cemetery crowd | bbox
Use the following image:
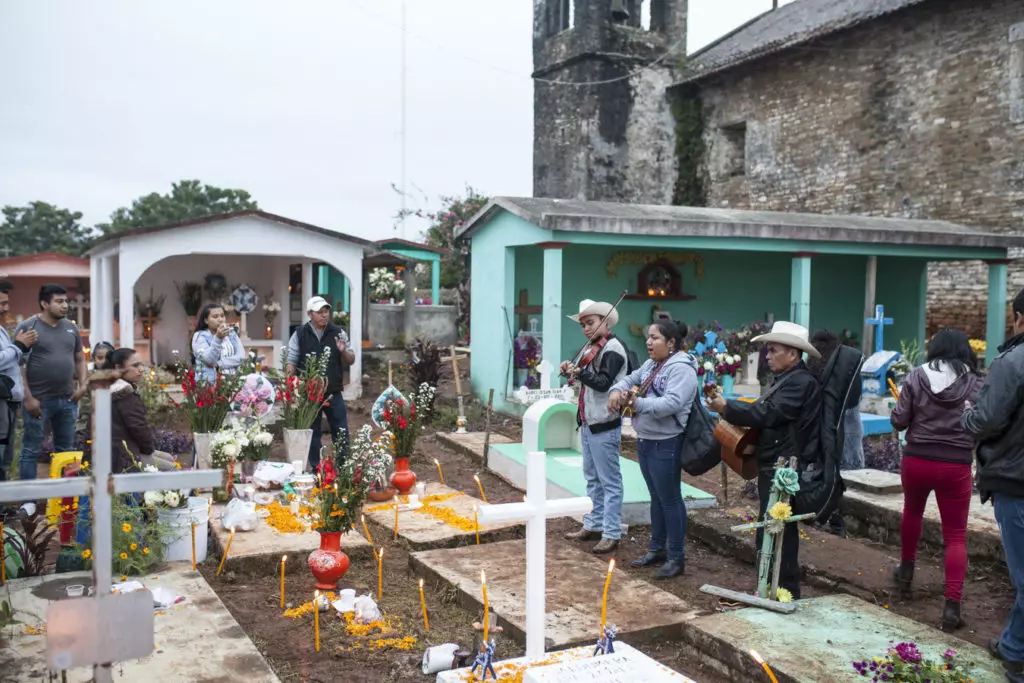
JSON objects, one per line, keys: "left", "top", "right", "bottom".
{"left": 559, "top": 289, "right": 1024, "bottom": 681}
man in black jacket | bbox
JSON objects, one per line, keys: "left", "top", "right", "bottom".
{"left": 963, "top": 288, "right": 1024, "bottom": 681}
{"left": 707, "top": 321, "right": 823, "bottom": 600}
{"left": 286, "top": 296, "right": 354, "bottom": 470}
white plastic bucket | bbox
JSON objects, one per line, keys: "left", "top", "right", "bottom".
{"left": 158, "top": 496, "right": 210, "bottom": 564}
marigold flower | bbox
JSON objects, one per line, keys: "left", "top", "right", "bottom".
{"left": 120, "top": 575, "right": 127, "bottom": 581}
{"left": 122, "top": 523, "right": 132, "bottom": 533}
{"left": 143, "top": 547, "right": 150, "bottom": 555}
{"left": 130, "top": 543, "right": 138, "bottom": 550}
{"left": 775, "top": 588, "right": 793, "bottom": 603}
{"left": 81, "top": 549, "right": 92, "bottom": 559}
{"left": 120, "top": 552, "right": 128, "bottom": 560}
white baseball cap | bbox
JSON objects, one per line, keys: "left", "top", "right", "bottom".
{"left": 306, "top": 296, "right": 331, "bottom": 312}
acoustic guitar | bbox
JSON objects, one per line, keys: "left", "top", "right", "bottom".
{"left": 712, "top": 395, "right": 759, "bottom": 480}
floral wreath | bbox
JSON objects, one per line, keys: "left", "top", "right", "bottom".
{"left": 230, "top": 373, "right": 276, "bottom": 418}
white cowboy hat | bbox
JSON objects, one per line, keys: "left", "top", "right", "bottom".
{"left": 752, "top": 321, "right": 821, "bottom": 359}
{"left": 567, "top": 299, "right": 619, "bottom": 328}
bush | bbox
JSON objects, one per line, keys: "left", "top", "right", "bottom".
{"left": 407, "top": 337, "right": 443, "bottom": 387}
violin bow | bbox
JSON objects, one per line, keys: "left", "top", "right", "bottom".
{"left": 563, "top": 289, "right": 630, "bottom": 373}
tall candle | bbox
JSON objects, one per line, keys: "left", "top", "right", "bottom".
{"left": 418, "top": 578, "right": 430, "bottom": 631}
{"left": 481, "top": 570, "right": 489, "bottom": 641}
{"left": 377, "top": 548, "right": 385, "bottom": 599}
{"left": 280, "top": 555, "right": 287, "bottom": 608}
{"left": 434, "top": 458, "right": 445, "bottom": 486}
{"left": 393, "top": 501, "right": 399, "bottom": 539}
{"left": 473, "top": 505, "right": 480, "bottom": 545}
{"left": 314, "top": 590, "right": 321, "bottom": 652}
{"left": 600, "top": 558, "right": 615, "bottom": 630}
{"left": 361, "top": 514, "right": 375, "bottom": 548}
{"left": 216, "top": 527, "right": 236, "bottom": 576}
{"left": 473, "top": 474, "right": 487, "bottom": 503}
{"left": 750, "top": 650, "right": 778, "bottom": 683}
{"left": 191, "top": 522, "right": 197, "bottom": 571}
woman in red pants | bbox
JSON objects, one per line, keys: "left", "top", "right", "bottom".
{"left": 890, "top": 328, "right": 982, "bottom": 633}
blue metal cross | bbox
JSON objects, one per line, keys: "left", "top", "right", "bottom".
{"left": 866, "top": 304, "right": 894, "bottom": 354}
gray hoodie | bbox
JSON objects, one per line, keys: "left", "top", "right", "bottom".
{"left": 611, "top": 352, "right": 699, "bottom": 441}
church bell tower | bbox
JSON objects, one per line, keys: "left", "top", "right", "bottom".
{"left": 532, "top": 0, "right": 688, "bottom": 204}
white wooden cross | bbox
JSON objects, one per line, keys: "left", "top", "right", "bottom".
{"left": 71, "top": 293, "right": 90, "bottom": 328}
{"left": 0, "top": 379, "right": 224, "bottom": 682}
{"left": 476, "top": 451, "right": 592, "bottom": 659}
{"left": 512, "top": 361, "right": 573, "bottom": 405}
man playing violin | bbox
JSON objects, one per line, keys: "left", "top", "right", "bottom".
{"left": 561, "top": 299, "right": 629, "bottom": 554}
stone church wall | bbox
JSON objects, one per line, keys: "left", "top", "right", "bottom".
{"left": 691, "top": 0, "right": 1024, "bottom": 338}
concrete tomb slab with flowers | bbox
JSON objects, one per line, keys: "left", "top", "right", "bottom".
{"left": 487, "top": 398, "right": 716, "bottom": 525}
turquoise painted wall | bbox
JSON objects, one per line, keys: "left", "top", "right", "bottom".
{"left": 809, "top": 255, "right": 867, "bottom": 337}
{"left": 875, "top": 257, "right": 928, "bottom": 351}
{"left": 322, "top": 266, "right": 350, "bottom": 312}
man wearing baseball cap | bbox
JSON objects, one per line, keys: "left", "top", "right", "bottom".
{"left": 286, "top": 296, "right": 354, "bottom": 469}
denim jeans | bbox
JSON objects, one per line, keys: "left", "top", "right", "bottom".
{"left": 309, "top": 392, "right": 349, "bottom": 469}
{"left": 21, "top": 396, "right": 78, "bottom": 481}
{"left": 995, "top": 493, "right": 1024, "bottom": 662}
{"left": 581, "top": 425, "right": 623, "bottom": 540}
{"left": 637, "top": 433, "right": 686, "bottom": 562}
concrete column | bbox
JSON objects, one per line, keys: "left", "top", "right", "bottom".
{"left": 499, "top": 246, "right": 517, "bottom": 400}
{"left": 431, "top": 258, "right": 440, "bottom": 305}
{"left": 986, "top": 259, "right": 1010, "bottom": 365}
{"left": 790, "top": 253, "right": 812, "bottom": 329}
{"left": 862, "top": 255, "right": 877, "bottom": 352}
{"left": 403, "top": 260, "right": 415, "bottom": 344}
{"left": 100, "top": 255, "right": 115, "bottom": 343}
{"left": 118, "top": 263, "right": 135, "bottom": 349}
{"left": 347, "top": 269, "right": 363, "bottom": 400}
{"left": 301, "top": 262, "right": 313, "bottom": 310}
{"left": 88, "top": 255, "right": 99, "bottom": 347}
{"left": 540, "top": 243, "right": 565, "bottom": 378}
{"left": 273, "top": 260, "right": 290, "bottom": 346}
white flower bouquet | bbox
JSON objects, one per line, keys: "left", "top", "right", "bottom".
{"left": 141, "top": 465, "right": 191, "bottom": 509}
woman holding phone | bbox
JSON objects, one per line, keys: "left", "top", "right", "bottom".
{"left": 191, "top": 303, "right": 246, "bottom": 384}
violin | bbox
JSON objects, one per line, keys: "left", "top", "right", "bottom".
{"left": 564, "top": 334, "right": 611, "bottom": 381}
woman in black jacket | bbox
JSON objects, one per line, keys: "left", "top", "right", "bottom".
{"left": 103, "top": 348, "right": 177, "bottom": 473}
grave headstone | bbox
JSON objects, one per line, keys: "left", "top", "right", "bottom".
{"left": 523, "top": 643, "right": 693, "bottom": 683}
{"left": 514, "top": 360, "right": 574, "bottom": 405}
{"left": 521, "top": 398, "right": 580, "bottom": 454}
{"left": 841, "top": 469, "right": 903, "bottom": 495}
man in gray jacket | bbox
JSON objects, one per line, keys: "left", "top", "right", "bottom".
{"left": 0, "top": 280, "right": 37, "bottom": 481}
{"left": 963, "top": 287, "right": 1024, "bottom": 682}
{"left": 561, "top": 300, "right": 629, "bottom": 554}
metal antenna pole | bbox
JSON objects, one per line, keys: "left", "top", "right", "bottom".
{"left": 399, "top": 0, "right": 407, "bottom": 239}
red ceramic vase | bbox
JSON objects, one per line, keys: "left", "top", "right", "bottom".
{"left": 307, "top": 531, "right": 350, "bottom": 591}
{"left": 390, "top": 457, "right": 417, "bottom": 496}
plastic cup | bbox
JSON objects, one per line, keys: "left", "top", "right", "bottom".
{"left": 66, "top": 584, "right": 85, "bottom": 598}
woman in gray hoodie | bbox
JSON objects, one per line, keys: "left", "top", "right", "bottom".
{"left": 608, "top": 320, "right": 698, "bottom": 579}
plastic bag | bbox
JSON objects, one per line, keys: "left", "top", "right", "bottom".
{"left": 221, "top": 498, "right": 258, "bottom": 531}
{"left": 353, "top": 593, "right": 382, "bottom": 623}
{"left": 252, "top": 461, "right": 293, "bottom": 488}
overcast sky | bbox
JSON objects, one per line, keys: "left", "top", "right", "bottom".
{"left": 0, "top": 0, "right": 793, "bottom": 242}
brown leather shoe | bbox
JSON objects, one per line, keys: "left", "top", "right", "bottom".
{"left": 564, "top": 528, "right": 601, "bottom": 541}
{"left": 592, "top": 538, "right": 619, "bottom": 554}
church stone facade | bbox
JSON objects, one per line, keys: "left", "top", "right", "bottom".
{"left": 532, "top": 0, "right": 1024, "bottom": 338}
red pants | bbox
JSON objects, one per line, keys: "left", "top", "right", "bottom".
{"left": 900, "top": 455, "right": 972, "bottom": 601}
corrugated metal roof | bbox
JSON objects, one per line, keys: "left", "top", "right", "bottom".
{"left": 676, "top": 0, "right": 932, "bottom": 85}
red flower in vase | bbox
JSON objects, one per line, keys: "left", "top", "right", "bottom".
{"left": 319, "top": 458, "right": 337, "bottom": 487}
{"left": 397, "top": 417, "right": 408, "bottom": 430}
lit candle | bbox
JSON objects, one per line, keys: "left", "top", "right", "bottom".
{"left": 434, "top": 458, "right": 445, "bottom": 486}
{"left": 190, "top": 522, "right": 197, "bottom": 571}
{"left": 480, "top": 570, "right": 490, "bottom": 642}
{"left": 473, "top": 505, "right": 480, "bottom": 545}
{"left": 377, "top": 547, "right": 385, "bottom": 599}
{"left": 600, "top": 558, "right": 615, "bottom": 631}
{"left": 394, "top": 501, "right": 399, "bottom": 539}
{"left": 473, "top": 474, "right": 488, "bottom": 503}
{"left": 280, "top": 555, "right": 287, "bottom": 608}
{"left": 361, "top": 514, "right": 375, "bottom": 548}
{"left": 314, "top": 590, "right": 321, "bottom": 652}
{"left": 418, "top": 578, "right": 430, "bottom": 631}
{"left": 216, "top": 527, "right": 235, "bottom": 576}
{"left": 750, "top": 650, "right": 778, "bottom": 683}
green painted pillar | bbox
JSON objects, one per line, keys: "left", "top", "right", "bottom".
{"left": 316, "top": 264, "right": 328, "bottom": 295}
{"left": 341, "top": 276, "right": 349, "bottom": 313}
{"left": 431, "top": 259, "right": 440, "bottom": 305}
{"left": 986, "top": 259, "right": 1009, "bottom": 365}
{"left": 541, "top": 244, "right": 565, "bottom": 380}
{"left": 790, "top": 253, "right": 812, "bottom": 329}
{"left": 503, "top": 246, "right": 517, "bottom": 397}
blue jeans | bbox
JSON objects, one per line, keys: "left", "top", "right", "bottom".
{"left": 581, "top": 425, "right": 623, "bottom": 540}
{"left": 309, "top": 392, "right": 349, "bottom": 469}
{"left": 637, "top": 434, "right": 687, "bottom": 562}
{"left": 21, "top": 396, "right": 78, "bottom": 481}
{"left": 996, "top": 493, "right": 1024, "bottom": 662}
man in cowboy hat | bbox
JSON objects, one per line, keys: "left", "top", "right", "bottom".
{"left": 561, "top": 299, "right": 629, "bottom": 554}
{"left": 705, "top": 320, "right": 823, "bottom": 599}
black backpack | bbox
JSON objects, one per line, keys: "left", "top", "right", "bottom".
{"left": 792, "top": 345, "right": 864, "bottom": 521}
{"left": 619, "top": 339, "right": 642, "bottom": 375}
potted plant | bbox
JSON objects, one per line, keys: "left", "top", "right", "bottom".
{"left": 238, "top": 423, "right": 273, "bottom": 478}
{"left": 714, "top": 351, "right": 743, "bottom": 394}
{"left": 513, "top": 335, "right": 541, "bottom": 388}
{"left": 851, "top": 642, "right": 974, "bottom": 681}
{"left": 210, "top": 426, "right": 247, "bottom": 501}
{"left": 278, "top": 348, "right": 330, "bottom": 470}
{"left": 306, "top": 431, "right": 384, "bottom": 590}
{"left": 381, "top": 387, "right": 431, "bottom": 495}
{"left": 175, "top": 358, "right": 248, "bottom": 469}
{"left": 140, "top": 469, "right": 209, "bottom": 564}
{"left": 175, "top": 281, "right": 203, "bottom": 323}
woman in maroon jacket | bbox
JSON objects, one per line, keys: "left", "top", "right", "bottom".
{"left": 890, "top": 329, "right": 983, "bottom": 633}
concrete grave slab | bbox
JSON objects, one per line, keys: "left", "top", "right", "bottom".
{"left": 488, "top": 443, "right": 717, "bottom": 525}
{"left": 411, "top": 540, "right": 702, "bottom": 651}
{"left": 0, "top": 564, "right": 280, "bottom": 683}
{"left": 437, "top": 642, "right": 696, "bottom": 683}
{"left": 435, "top": 430, "right": 513, "bottom": 463}
{"left": 841, "top": 468, "right": 903, "bottom": 494}
{"left": 210, "top": 503, "right": 371, "bottom": 571}
{"left": 363, "top": 483, "right": 522, "bottom": 551}
{"left": 679, "top": 594, "right": 1004, "bottom": 682}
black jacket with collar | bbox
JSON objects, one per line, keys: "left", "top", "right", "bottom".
{"left": 723, "top": 361, "right": 822, "bottom": 469}
{"left": 962, "top": 333, "right": 1024, "bottom": 502}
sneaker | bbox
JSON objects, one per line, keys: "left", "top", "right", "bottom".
{"left": 564, "top": 527, "right": 601, "bottom": 541}
{"left": 591, "top": 538, "right": 619, "bottom": 554}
